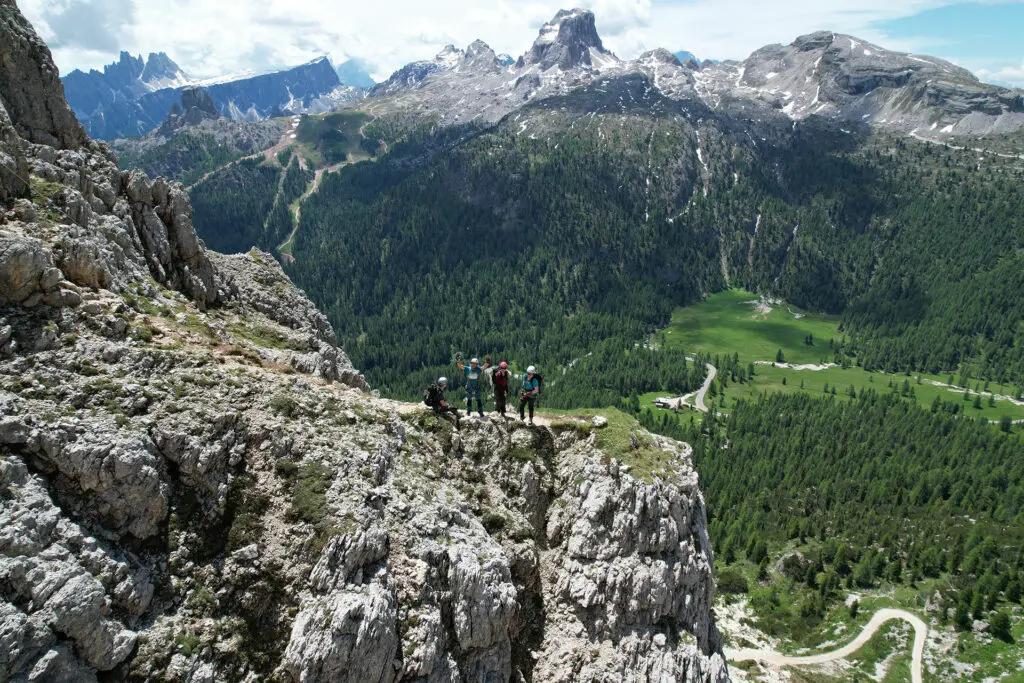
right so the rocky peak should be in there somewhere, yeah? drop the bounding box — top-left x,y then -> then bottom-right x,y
463,39 -> 505,72
139,51 -> 189,87
104,50 -> 146,85
725,29 -> 1024,132
518,8 -> 616,70
434,44 -> 465,68
158,86 -> 220,135
792,30 -> 836,52
641,48 -> 685,68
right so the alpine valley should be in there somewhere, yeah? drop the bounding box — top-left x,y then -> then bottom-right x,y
3,1 -> 1024,681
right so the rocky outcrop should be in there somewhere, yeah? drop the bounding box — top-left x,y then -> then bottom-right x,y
774,551 -> 808,580
0,142 -> 225,308
0,4 -> 726,680
158,87 -> 220,136
0,0 -> 87,149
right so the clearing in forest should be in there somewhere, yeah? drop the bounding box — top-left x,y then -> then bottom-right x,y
663,289 -> 840,365
658,289 -> 1024,423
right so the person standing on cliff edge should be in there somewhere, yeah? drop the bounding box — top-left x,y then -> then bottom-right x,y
457,356 -> 491,417
519,366 -> 541,425
493,362 -> 511,418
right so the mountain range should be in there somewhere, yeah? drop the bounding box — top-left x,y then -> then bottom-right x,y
62,52 -> 375,139
73,8 -> 1024,144
355,9 -> 1022,137
101,7 -> 1024,400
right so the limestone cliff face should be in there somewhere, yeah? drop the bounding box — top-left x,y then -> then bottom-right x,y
0,0 -> 88,149
0,4 -> 727,681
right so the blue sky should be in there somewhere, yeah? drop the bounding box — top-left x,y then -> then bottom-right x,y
872,2 -> 1024,85
20,0 -> 1024,88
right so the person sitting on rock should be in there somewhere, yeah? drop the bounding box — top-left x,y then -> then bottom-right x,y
426,377 -> 460,424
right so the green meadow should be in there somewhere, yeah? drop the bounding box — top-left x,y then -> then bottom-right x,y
654,289 -> 1024,423
662,288 -> 841,365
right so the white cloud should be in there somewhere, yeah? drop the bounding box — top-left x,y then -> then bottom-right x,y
975,61 -> 1024,88
18,0 -> 1020,87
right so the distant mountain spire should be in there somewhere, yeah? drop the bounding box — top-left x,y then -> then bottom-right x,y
517,8 -> 615,70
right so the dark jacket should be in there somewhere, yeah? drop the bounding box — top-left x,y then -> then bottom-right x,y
493,369 -> 510,396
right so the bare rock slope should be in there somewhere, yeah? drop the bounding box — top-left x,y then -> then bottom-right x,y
0,3 -> 727,681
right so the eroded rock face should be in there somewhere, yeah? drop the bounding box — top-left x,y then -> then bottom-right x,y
0,0 -> 87,149
0,323 -> 726,681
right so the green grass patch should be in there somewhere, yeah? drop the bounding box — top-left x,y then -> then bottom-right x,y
229,322 -> 304,351
846,621 -> 913,682
278,460 -> 339,556
225,474 -> 269,551
664,288 -> 841,365
545,407 -> 677,483
28,175 -> 67,222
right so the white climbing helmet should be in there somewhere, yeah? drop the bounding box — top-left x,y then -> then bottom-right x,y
470,357 -> 479,364
527,366 -> 536,374
438,377 -> 448,386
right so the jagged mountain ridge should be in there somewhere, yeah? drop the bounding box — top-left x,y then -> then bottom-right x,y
0,2 -> 728,681
64,56 -> 352,140
61,51 -> 190,122
355,8 -> 1023,139
101,9 -> 1023,162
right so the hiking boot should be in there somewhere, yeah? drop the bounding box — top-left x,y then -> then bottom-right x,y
529,419 -> 535,426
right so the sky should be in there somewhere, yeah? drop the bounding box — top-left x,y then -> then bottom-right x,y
20,0 -> 1024,88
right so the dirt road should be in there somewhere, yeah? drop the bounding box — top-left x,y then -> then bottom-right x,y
668,359 -> 716,413
726,608 -> 928,683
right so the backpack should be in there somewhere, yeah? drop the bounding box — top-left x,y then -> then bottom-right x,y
534,373 -> 544,390
424,385 -> 442,407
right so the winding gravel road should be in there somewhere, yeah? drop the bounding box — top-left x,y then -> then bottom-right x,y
725,608 -> 928,683
667,359 -> 716,413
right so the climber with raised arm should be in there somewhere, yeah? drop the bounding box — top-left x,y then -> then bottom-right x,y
456,355 -> 491,418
